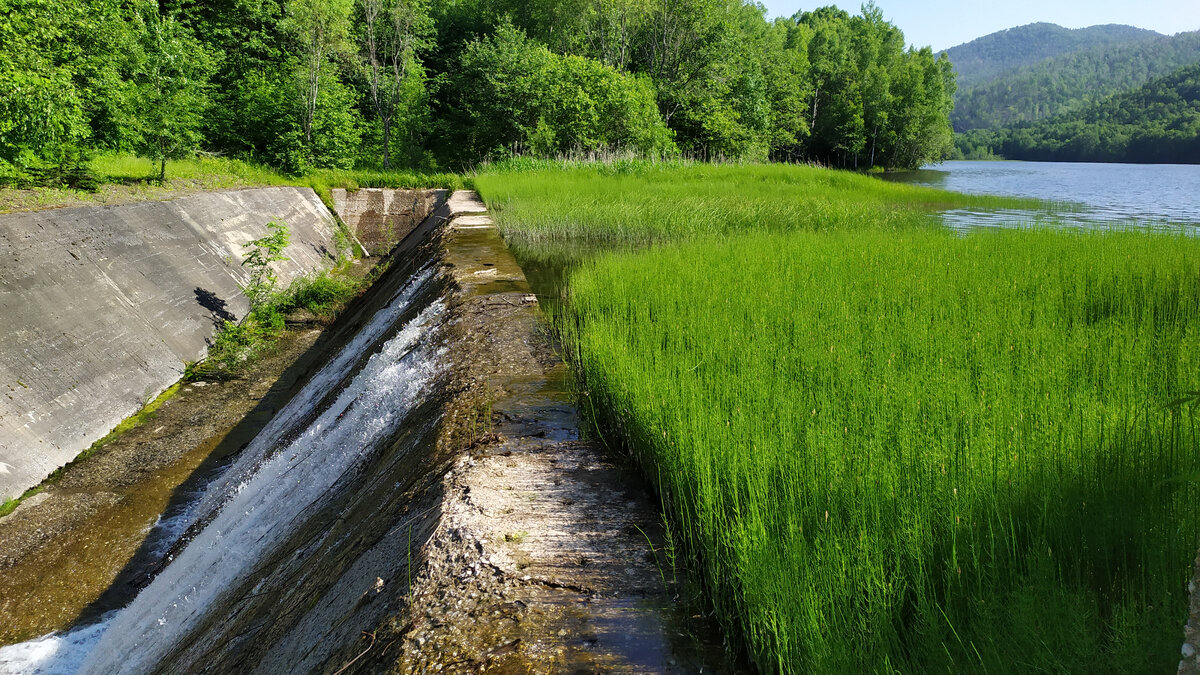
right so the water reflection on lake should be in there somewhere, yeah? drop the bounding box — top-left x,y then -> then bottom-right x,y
881,160 -> 1200,232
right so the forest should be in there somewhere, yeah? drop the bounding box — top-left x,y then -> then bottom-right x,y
955,63 -> 1200,163
950,29 -> 1200,131
944,22 -> 1161,94
0,0 -> 958,184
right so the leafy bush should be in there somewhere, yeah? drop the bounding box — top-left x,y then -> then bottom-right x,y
280,272 -> 363,317
240,221 -> 291,310
447,23 -> 676,161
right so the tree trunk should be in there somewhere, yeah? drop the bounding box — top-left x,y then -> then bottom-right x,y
382,123 -> 391,169
158,137 -> 167,184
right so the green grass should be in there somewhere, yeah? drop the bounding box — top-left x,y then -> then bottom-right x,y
90,153 -> 290,186
0,488 -> 42,519
92,153 -> 467,207
480,161 -> 1200,672
476,158 -> 1041,246
1,152 -> 467,214
564,228 -> 1200,672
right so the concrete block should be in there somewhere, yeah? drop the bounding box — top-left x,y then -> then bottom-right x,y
331,188 -> 447,255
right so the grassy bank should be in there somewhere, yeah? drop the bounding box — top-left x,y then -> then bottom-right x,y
480,161 -> 1200,672
0,152 -> 466,214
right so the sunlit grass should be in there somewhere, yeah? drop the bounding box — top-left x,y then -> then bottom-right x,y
563,227 -> 1200,672
0,152 -> 467,214
481,161 -> 1200,672
90,153 -> 288,186
476,159 -> 1042,246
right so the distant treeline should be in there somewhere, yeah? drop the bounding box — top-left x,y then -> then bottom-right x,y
951,30 -> 1200,131
943,23 -> 1161,93
955,63 -> 1200,164
0,0 -> 957,182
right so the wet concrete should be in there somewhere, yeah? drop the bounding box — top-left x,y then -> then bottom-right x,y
353,195 -> 737,673
0,323 -> 331,644
333,188 -> 446,256
0,191 -> 736,673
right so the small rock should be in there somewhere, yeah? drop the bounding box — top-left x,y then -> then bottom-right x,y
1184,642 -> 1196,659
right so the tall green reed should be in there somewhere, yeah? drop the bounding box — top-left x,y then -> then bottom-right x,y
562,227 -> 1200,672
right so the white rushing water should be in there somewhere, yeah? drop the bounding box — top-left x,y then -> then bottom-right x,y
0,267 -> 445,675
189,264 -> 438,521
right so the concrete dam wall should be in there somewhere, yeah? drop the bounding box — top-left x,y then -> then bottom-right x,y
332,188 -> 446,256
0,187 -> 340,500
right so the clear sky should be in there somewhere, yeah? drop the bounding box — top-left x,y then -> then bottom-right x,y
758,1 -> 1200,52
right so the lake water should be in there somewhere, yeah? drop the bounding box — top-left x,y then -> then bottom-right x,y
881,160 -> 1200,231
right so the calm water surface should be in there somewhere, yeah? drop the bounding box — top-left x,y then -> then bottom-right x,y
882,160 -> 1200,230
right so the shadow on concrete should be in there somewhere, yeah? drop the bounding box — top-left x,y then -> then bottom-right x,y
194,287 -> 236,327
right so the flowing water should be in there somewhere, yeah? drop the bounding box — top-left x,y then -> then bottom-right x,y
0,265 -> 446,674
881,160 -> 1200,230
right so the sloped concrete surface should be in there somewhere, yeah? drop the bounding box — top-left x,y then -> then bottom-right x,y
0,187 -> 338,500
332,188 -> 446,255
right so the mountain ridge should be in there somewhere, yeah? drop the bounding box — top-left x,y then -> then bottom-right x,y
943,22 -> 1164,91
955,62 -> 1200,164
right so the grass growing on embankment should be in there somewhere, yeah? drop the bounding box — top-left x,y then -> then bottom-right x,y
0,152 -> 466,214
479,161 -> 1200,671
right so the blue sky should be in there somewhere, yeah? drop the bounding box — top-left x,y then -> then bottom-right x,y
759,1 -> 1200,52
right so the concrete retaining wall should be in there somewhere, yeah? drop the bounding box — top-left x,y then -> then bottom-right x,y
0,187 -> 339,500
332,188 -> 446,255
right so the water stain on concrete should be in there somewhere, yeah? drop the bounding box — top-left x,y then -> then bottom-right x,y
356,194 -> 739,673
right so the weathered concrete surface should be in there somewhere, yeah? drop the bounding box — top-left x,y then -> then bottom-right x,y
355,192 -> 736,673
0,187 -> 339,500
0,324 -> 331,644
332,188 -> 447,255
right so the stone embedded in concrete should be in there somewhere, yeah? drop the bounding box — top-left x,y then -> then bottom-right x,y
331,188 -> 447,255
0,187 -> 339,500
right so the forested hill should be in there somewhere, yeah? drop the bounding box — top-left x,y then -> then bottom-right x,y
950,29 -> 1200,131
0,0 -> 958,181
944,23 -> 1162,92
955,63 -> 1200,163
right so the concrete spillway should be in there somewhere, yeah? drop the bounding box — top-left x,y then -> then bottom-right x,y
0,188 -> 340,500
0,191 -> 732,673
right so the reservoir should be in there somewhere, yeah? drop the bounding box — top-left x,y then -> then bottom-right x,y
882,160 -> 1200,229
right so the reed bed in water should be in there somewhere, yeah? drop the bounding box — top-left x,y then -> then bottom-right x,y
562,227 -> 1200,672
476,159 -> 1039,245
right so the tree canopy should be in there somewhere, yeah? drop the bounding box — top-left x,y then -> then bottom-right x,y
950,29 -> 1200,132
0,0 -> 960,180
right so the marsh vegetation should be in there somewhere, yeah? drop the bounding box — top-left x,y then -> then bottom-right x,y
479,160 -> 1200,672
